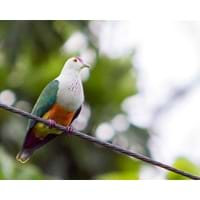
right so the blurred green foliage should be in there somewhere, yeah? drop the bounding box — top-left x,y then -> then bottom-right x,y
97,156 -> 140,180
85,56 -> 136,126
0,147 -> 46,179
0,21 -> 197,180
167,157 -> 200,180
0,20 -> 146,180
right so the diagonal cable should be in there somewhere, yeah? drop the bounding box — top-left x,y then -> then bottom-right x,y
0,103 -> 200,180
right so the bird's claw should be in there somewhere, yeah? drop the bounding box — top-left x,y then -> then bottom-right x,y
65,126 -> 74,136
48,119 -> 56,128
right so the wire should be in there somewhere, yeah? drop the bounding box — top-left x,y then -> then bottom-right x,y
0,102 -> 199,180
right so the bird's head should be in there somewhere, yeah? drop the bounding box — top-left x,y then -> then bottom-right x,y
62,56 -> 90,73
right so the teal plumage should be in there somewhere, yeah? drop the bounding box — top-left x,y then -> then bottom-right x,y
28,80 -> 59,130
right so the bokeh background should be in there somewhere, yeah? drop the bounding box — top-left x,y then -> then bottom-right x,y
0,21 -> 200,180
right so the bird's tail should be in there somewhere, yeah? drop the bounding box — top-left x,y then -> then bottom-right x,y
16,149 -> 33,164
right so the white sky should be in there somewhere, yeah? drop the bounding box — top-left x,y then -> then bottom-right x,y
96,21 -> 200,178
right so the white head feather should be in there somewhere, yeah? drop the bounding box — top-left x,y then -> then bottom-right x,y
61,56 -> 90,75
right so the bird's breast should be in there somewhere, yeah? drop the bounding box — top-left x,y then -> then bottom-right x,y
56,75 -> 84,111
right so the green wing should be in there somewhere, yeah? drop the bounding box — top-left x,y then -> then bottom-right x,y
27,80 -> 59,130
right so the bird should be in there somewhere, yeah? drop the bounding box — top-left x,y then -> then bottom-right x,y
16,56 -> 90,163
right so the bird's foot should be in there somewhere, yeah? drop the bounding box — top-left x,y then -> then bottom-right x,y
48,119 -> 56,128
65,125 -> 74,136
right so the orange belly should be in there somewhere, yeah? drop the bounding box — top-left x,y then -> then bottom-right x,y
34,104 -> 75,138
43,103 -> 75,126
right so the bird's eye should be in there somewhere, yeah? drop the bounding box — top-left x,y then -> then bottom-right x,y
73,58 -> 78,62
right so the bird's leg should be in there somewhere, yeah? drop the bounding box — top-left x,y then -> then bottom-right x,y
65,125 -> 74,136
48,119 -> 56,128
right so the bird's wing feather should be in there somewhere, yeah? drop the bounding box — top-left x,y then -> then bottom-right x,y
16,80 -> 59,163
71,106 -> 82,123
27,79 -> 59,130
